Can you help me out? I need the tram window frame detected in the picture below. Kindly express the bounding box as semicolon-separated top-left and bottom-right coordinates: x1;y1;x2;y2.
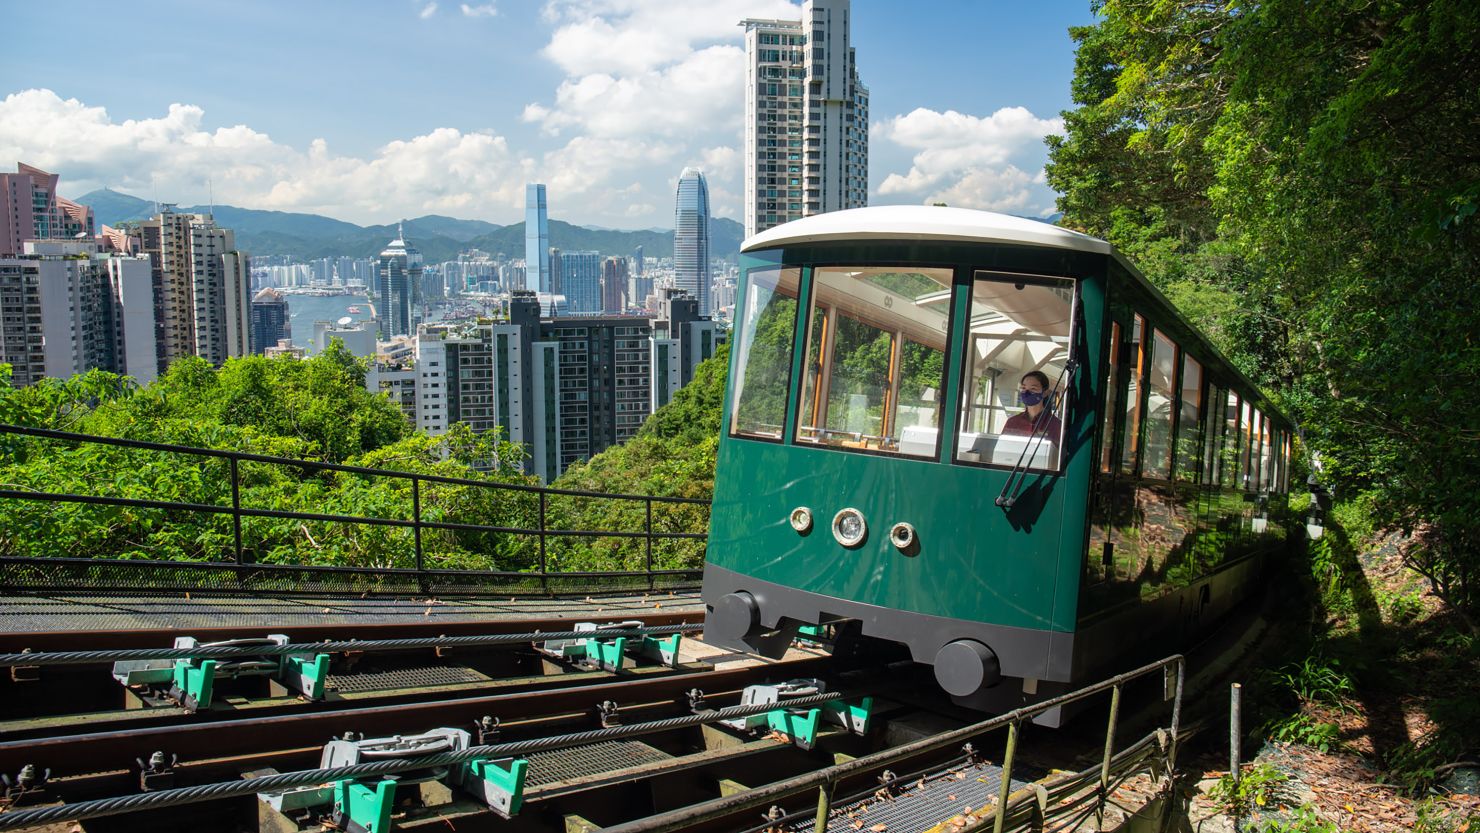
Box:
1100;321;1122;473
728;265;802;442
1221;393;1241;489
1175;353;1205;483
1141;328;1178;481
791;263;956;460
1119;314;1147;475
952;270;1078;474
1240;400;1254;491
1203;385;1225;485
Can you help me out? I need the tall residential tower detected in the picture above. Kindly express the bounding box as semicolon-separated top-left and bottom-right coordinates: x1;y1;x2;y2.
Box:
742;0;868;239
673;167;712;316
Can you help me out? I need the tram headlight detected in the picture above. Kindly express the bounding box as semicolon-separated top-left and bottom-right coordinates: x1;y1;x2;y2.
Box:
831;508;867;548
789;506;814;534
889;522;917;551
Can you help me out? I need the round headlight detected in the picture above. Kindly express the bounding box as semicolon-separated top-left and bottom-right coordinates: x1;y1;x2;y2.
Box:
832;508;867;548
789;506;813;534
889;522;917;551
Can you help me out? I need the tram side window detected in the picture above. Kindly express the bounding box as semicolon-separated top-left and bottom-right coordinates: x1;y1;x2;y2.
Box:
1176;354;1204;483
1203;385;1225;483
731;266;801;439
1142;329;1177;480
1120;315;1146;474
1100;321;1122;473
957;272;1075;470
1221;394;1241;489
795;266;952;456
1260;419;1275;492
1240;400;1254;490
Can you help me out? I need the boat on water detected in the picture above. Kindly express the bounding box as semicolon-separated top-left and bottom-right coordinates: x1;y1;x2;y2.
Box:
347;305;362;314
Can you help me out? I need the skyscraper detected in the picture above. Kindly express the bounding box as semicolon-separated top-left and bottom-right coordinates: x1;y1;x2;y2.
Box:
376;223;423;338
251;287;290;354
601;256;629;313
559;251;603;314
0;163;94;257
674;167;712;316
119;209;251;371
0;240;155;386
524;184;551;292
742;0;868;238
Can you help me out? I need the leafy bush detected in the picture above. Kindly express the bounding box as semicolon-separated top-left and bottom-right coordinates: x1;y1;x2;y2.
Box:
1207;763;1290;816
1267;714;1342;753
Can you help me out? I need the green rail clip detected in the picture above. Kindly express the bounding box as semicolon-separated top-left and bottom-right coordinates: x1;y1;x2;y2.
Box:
332;778;396;833
767;696;874;751
283;653;331;700
639;633;682;667
465;756;529;817
796;624;826;645
585;636;627;672
171;658;216;711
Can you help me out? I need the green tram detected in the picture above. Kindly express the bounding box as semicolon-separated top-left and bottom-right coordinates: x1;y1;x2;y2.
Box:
703;206;1293;716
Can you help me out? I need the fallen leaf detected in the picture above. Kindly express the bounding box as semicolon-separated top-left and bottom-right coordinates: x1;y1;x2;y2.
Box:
851;822;863;830
871;825;887;832
955;771;967;780
948;794;957;801
655;602;662;609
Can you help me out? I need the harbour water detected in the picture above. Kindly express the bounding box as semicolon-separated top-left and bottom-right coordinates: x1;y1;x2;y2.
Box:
284;292;374;352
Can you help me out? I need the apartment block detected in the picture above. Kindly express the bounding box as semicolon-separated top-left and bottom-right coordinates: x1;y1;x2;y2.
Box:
742;0;868;238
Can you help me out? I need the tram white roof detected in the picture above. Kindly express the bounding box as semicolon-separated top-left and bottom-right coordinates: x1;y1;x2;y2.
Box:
741;206;1110;255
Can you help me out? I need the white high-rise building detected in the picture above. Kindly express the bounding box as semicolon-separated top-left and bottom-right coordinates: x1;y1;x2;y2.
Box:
742;0;868;239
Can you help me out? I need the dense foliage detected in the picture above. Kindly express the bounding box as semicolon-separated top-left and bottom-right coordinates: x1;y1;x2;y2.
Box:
547;343;730;571
0;345;543;574
1045;0;1480;626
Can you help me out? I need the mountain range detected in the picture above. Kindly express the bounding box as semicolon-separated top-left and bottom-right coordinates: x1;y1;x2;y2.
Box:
75;189;745;264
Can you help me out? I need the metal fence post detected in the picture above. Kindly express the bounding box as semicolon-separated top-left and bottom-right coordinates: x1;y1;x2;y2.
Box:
412;477;426;594
1230;682;1243;791
645;498;655;590
992;719;1019;833
538;491;548;594
1098;682;1122;828
229;457;243;565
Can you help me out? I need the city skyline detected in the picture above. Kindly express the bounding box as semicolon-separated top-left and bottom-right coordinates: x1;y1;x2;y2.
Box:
0;1;1095;230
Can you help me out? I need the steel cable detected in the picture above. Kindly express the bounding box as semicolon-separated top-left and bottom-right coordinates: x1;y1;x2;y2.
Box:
0;690;848;829
0;623;699;667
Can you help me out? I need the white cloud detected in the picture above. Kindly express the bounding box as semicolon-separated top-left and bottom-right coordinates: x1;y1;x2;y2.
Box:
460;3;496;17
418;1;438;19
523;0;799;223
874;106;1064;216
0;89;534;225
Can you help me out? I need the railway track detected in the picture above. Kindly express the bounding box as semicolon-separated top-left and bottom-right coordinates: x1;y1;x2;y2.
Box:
0;602;1194;833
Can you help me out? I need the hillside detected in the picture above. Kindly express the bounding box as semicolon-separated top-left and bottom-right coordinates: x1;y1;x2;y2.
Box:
73;188;743;263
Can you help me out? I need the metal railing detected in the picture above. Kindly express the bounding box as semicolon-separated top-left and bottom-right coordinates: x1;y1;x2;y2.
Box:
604;654;1186;833
0;424;711;596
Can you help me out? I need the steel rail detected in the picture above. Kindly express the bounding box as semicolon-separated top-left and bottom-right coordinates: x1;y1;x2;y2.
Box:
0;683;854;829
0;609;702;653
0;622;699;667
0;655;833;778
600;654;1184;833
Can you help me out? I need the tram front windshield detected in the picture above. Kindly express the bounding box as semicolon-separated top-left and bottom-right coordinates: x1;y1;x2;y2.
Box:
956;272;1074;471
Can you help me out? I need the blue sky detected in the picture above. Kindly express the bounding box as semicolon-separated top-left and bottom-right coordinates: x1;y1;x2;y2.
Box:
0;0;1097;229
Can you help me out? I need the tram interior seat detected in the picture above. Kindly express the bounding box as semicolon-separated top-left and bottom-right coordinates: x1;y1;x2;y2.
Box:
898;424;938;457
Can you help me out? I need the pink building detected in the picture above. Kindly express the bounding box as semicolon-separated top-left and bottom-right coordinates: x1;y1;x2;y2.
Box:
0;163;94;257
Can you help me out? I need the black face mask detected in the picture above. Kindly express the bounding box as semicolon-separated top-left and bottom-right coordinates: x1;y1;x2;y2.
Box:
1018;390;1046;407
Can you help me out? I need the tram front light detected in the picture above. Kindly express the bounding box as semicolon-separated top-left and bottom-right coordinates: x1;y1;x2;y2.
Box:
789;506;814;534
832;508;867;548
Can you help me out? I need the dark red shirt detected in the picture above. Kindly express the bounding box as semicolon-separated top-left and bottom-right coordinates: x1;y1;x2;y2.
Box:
1002;410;1062;440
